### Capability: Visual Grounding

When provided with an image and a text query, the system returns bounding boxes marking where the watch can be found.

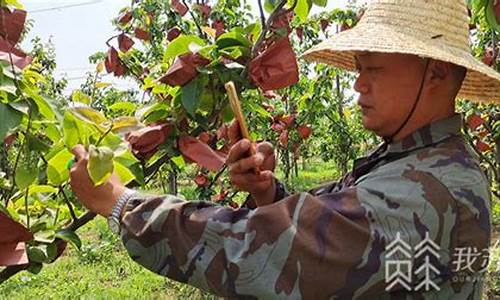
[107,188,137,235]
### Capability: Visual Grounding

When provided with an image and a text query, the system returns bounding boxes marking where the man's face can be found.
[353,52,426,137]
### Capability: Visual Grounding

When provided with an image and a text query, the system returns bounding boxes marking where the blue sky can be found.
[20,0,349,93]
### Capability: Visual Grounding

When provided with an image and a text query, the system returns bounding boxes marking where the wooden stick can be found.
[224,81,259,172]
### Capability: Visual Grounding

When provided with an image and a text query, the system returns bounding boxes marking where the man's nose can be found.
[353,74,369,94]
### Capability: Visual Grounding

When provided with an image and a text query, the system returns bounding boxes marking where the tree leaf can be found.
[55,229,81,250]
[485,0,500,31]
[21,83,56,120]
[202,26,217,38]
[45,242,57,261]
[216,31,252,49]
[27,246,47,263]
[312,0,327,7]
[108,101,136,113]
[0,76,16,94]
[111,116,144,134]
[28,185,58,196]
[70,106,107,125]
[294,0,312,23]
[62,112,81,149]
[113,161,135,185]
[71,90,91,104]
[34,230,55,243]
[15,165,37,190]
[181,76,204,116]
[94,82,112,89]
[164,35,205,61]
[47,148,73,185]
[0,102,22,141]
[88,145,114,186]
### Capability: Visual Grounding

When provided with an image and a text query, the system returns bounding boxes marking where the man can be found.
[70,0,499,298]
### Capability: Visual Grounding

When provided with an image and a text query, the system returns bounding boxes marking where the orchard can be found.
[0,0,499,297]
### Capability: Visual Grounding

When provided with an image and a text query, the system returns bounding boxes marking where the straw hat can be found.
[301,0,500,104]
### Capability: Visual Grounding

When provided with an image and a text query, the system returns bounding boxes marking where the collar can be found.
[351,114,463,182]
[386,113,463,154]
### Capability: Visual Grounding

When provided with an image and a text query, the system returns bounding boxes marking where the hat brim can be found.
[301,24,500,104]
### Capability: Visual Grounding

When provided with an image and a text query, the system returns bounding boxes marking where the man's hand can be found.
[69,145,125,217]
[227,121,276,206]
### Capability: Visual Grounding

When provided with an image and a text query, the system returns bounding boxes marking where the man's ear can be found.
[427,60,452,87]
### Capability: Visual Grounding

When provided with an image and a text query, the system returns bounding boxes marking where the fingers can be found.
[256,141,275,171]
[229,152,265,174]
[71,144,88,162]
[228,119,242,145]
[227,139,251,164]
[256,141,274,156]
[230,171,273,191]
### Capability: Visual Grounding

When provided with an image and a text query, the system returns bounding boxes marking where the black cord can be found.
[384,58,431,144]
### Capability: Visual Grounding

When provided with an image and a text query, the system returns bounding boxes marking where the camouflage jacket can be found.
[120,114,491,299]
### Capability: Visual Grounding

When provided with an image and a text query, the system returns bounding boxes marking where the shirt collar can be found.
[386,113,463,154]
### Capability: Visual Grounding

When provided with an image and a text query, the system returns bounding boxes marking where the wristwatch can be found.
[107,188,137,235]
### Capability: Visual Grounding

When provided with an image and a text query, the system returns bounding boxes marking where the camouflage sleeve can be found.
[118,163,490,298]
[119,183,382,299]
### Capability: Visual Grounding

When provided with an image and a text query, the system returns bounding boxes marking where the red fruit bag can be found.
[248,37,299,91]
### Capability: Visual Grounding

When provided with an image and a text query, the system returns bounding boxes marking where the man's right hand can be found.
[227,121,277,206]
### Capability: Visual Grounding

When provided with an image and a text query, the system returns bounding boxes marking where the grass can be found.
[0,160,498,299]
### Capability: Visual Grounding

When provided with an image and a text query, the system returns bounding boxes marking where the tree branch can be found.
[182,0,206,39]
[59,186,77,221]
[252,0,289,57]
[257,0,266,31]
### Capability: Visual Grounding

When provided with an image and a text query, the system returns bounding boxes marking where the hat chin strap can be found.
[383,58,431,144]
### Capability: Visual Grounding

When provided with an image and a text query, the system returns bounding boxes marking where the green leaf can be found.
[111,116,144,134]
[88,145,114,186]
[222,103,234,122]
[264,0,277,13]
[0,76,16,94]
[63,112,81,149]
[171,155,185,169]
[15,165,37,190]
[164,35,205,61]
[312,0,327,7]
[47,148,73,185]
[27,246,47,263]
[71,90,91,105]
[31,95,56,120]
[9,100,29,115]
[113,161,135,185]
[27,133,50,152]
[45,123,62,143]
[0,102,22,141]
[216,31,252,49]
[114,148,139,167]
[34,230,56,243]
[29,185,58,196]
[70,106,107,125]
[5,0,24,9]
[108,101,136,113]
[485,0,500,31]
[181,76,205,116]
[55,229,82,250]
[294,0,312,23]
[27,262,43,274]
[45,242,57,261]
